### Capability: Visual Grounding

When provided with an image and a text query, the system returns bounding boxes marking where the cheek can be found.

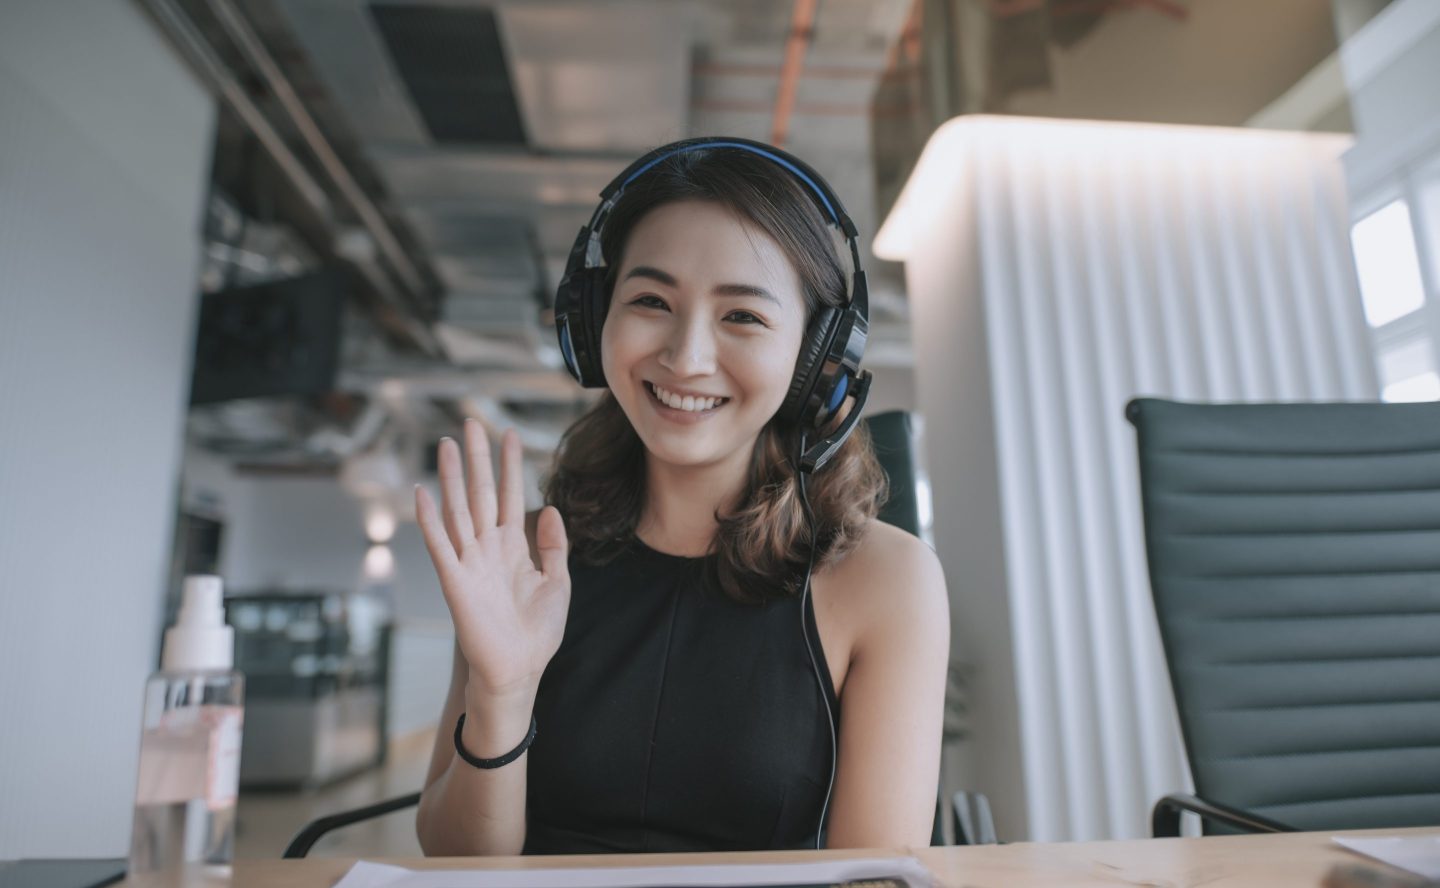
[599,314,644,383]
[734,333,805,407]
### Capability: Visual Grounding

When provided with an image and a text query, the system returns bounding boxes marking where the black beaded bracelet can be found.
[454,711,537,770]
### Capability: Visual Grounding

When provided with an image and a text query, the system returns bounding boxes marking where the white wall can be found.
[0,0,215,858]
[894,187,1027,840]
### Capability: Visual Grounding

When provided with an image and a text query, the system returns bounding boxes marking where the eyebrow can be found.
[621,265,781,306]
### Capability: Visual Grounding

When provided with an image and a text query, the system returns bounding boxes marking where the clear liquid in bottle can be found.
[128,576,245,880]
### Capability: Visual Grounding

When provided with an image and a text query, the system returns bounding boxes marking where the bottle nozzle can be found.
[162,575,234,671]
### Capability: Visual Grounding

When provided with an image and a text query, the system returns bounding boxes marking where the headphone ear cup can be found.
[580,268,611,387]
[555,267,610,388]
[782,306,838,425]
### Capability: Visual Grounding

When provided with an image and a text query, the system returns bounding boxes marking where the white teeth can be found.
[651,384,726,413]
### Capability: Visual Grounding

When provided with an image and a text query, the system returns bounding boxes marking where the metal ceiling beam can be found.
[133,0,331,215]
[132,0,443,358]
[204,0,431,299]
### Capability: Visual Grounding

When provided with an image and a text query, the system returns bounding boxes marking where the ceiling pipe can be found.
[699,99,919,117]
[696,62,888,79]
[133,0,330,214]
[132,0,444,358]
[203,0,430,300]
[771,0,818,147]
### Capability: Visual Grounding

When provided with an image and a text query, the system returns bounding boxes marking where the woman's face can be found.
[601,199,809,471]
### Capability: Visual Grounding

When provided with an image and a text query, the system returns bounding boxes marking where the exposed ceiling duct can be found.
[149,0,916,466]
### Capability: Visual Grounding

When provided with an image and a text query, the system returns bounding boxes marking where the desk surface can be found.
[118,827,1439,888]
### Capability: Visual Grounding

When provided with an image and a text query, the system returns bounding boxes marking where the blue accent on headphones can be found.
[826,373,849,414]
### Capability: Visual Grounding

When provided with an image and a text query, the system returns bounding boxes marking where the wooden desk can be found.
[118,827,1438,888]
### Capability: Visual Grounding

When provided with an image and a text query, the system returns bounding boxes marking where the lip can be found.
[645,380,728,400]
[644,381,728,424]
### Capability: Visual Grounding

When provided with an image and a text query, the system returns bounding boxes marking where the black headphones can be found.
[553,136,873,474]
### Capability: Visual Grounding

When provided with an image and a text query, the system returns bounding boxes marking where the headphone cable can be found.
[796,430,838,850]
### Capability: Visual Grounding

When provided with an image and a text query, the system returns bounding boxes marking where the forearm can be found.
[416,686,536,856]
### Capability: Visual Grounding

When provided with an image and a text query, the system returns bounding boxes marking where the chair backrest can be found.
[862,410,947,845]
[863,410,924,538]
[1126,397,1440,831]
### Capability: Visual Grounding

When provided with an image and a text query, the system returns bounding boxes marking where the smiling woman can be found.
[550,148,884,599]
[413,140,949,858]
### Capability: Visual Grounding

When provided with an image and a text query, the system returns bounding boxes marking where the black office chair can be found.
[1126,397,1440,837]
[285,410,990,855]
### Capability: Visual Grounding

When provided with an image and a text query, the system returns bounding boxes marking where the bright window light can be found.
[1382,372,1440,402]
[1378,336,1433,386]
[1351,200,1426,328]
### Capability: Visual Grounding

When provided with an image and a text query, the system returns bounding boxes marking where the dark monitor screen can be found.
[189,268,345,405]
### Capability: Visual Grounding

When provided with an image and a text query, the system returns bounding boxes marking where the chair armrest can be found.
[1150,792,1296,838]
[283,791,423,858]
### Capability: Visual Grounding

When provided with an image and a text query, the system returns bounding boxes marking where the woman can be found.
[412,140,949,855]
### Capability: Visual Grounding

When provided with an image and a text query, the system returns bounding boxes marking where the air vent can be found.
[369,4,527,145]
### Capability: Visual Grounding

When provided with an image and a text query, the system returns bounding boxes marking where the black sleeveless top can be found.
[522,537,840,853]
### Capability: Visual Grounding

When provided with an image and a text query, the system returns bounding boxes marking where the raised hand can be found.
[414,421,570,706]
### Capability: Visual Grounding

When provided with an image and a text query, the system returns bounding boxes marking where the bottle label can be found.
[134,704,244,810]
[207,706,243,811]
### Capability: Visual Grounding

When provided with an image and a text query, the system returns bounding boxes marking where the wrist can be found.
[454,711,536,770]
[461,682,537,758]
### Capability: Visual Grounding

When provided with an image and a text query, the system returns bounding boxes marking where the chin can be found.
[641,437,728,468]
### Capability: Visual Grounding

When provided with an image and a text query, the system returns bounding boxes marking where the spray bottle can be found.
[127,575,245,877]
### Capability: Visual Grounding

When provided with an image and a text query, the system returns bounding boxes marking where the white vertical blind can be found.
[878,116,1376,841]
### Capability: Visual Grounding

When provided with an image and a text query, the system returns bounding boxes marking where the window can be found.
[1351,200,1427,328]
[1378,335,1440,402]
[1351,173,1440,402]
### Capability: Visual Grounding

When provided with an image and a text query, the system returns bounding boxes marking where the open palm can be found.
[415,421,570,701]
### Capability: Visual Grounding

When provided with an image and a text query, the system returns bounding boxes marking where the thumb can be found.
[535,506,569,580]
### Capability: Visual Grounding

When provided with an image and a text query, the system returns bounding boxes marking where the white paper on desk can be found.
[332,856,933,888]
[1333,835,1440,879]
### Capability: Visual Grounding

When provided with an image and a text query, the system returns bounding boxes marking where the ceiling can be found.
[170,0,1348,484]
[183,0,916,470]
[258,0,915,356]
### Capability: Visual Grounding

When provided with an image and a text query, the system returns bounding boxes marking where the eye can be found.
[628,294,668,310]
[726,310,768,327]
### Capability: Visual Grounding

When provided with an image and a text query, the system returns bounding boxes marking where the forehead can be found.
[618,200,803,299]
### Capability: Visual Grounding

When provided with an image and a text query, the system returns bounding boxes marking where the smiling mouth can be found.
[645,381,730,413]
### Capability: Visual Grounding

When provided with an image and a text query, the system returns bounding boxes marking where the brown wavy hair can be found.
[541,145,887,603]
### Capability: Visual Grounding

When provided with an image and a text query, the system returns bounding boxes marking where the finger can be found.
[535,506,569,581]
[498,428,526,528]
[437,437,476,554]
[463,418,498,531]
[414,484,459,576]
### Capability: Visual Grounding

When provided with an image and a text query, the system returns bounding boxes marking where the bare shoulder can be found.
[824,521,949,642]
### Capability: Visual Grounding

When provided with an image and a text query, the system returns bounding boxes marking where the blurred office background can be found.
[2,0,1437,859]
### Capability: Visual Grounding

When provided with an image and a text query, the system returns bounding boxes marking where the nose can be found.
[657,312,717,378]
